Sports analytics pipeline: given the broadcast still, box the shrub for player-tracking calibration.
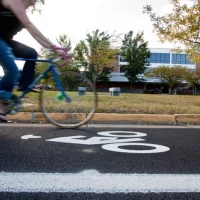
[143,89,162,94]
[176,90,193,95]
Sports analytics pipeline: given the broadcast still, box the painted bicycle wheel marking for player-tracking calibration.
[21,131,170,154]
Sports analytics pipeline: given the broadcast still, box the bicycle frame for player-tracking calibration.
[15,58,71,102]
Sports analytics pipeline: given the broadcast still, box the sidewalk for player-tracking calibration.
[7,112,200,125]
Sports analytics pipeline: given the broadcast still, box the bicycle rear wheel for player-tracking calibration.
[40,71,97,128]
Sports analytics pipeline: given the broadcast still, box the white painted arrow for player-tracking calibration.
[21,135,42,140]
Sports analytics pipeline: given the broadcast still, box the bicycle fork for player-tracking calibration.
[51,67,71,103]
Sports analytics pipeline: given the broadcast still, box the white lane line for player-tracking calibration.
[1,170,200,193]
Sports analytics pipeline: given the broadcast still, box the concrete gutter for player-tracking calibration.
[7,112,200,125]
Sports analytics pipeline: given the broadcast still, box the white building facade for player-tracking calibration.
[109,48,195,83]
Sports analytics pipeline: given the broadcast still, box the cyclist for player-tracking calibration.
[0,0,61,122]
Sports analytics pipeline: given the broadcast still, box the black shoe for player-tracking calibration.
[0,113,11,123]
[3,94,22,115]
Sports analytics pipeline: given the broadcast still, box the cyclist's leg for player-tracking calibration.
[0,38,18,122]
[8,40,38,90]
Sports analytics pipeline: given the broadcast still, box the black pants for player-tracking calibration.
[9,40,38,89]
[0,38,38,100]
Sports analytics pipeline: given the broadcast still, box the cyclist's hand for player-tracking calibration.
[51,46,68,58]
[51,46,72,67]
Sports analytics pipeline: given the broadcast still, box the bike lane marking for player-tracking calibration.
[0,170,200,193]
[21,131,170,154]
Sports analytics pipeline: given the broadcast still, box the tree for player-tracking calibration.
[37,34,72,73]
[30,0,45,13]
[56,34,72,50]
[83,66,113,83]
[36,34,79,88]
[183,68,200,93]
[145,65,187,94]
[143,0,200,61]
[74,29,119,87]
[120,31,151,92]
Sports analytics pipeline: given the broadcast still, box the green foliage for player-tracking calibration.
[183,68,200,89]
[73,29,120,86]
[83,66,113,83]
[35,34,80,86]
[120,31,151,84]
[35,62,50,84]
[58,73,82,91]
[38,34,72,63]
[143,0,200,61]
[145,65,188,94]
[29,0,45,13]
[56,35,72,51]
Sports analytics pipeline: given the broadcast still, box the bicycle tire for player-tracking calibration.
[40,71,97,128]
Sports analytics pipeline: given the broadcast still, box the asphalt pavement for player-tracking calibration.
[1,124,200,199]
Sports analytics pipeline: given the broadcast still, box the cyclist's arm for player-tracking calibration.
[2,0,55,49]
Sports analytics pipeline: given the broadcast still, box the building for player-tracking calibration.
[97,48,196,93]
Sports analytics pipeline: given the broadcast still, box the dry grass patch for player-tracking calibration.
[14,92,200,114]
[97,93,200,114]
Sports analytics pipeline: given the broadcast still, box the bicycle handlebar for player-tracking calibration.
[51,46,72,67]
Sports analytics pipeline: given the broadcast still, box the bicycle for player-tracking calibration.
[5,49,97,129]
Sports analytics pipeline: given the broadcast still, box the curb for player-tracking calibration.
[174,114,200,125]
[7,112,200,125]
[92,113,176,125]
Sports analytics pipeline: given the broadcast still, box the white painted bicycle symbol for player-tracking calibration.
[22,131,170,154]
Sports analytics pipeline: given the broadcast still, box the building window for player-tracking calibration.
[119,56,127,62]
[172,54,192,64]
[148,53,170,63]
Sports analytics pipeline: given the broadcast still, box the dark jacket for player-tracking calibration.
[0,0,23,40]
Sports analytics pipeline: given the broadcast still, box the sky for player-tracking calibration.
[3,0,174,73]
[15,0,174,49]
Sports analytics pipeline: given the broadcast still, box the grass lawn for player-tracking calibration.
[16,91,200,114]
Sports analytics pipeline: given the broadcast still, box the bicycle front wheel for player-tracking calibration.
[40,71,97,128]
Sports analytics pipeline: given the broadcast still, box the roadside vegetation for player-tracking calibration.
[16,92,200,115]
[19,0,200,116]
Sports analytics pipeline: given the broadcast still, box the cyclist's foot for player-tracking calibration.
[3,94,22,115]
[0,113,11,123]
[0,100,11,122]
[16,87,40,93]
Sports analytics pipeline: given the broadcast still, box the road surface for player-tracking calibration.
[0,124,200,199]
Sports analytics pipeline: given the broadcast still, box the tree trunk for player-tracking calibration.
[92,74,96,90]
[169,87,173,95]
[92,77,96,89]
[93,81,96,89]
[130,83,133,93]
